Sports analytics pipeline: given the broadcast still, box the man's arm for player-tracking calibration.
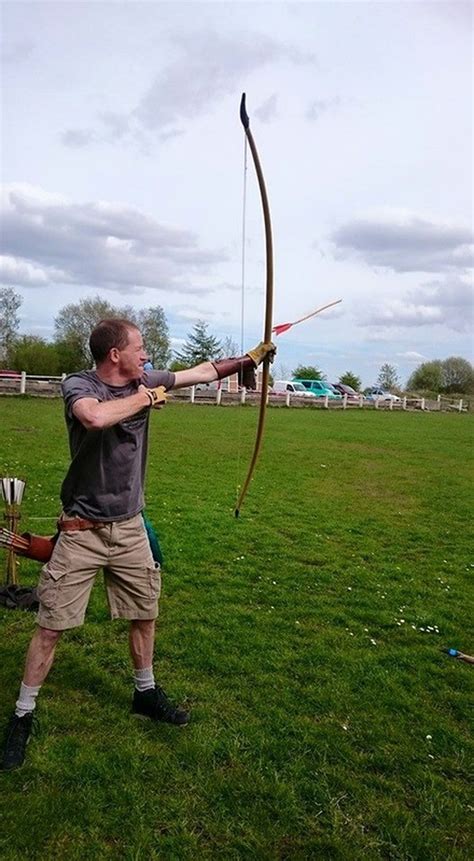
[173,362,218,389]
[72,389,152,430]
[172,341,276,390]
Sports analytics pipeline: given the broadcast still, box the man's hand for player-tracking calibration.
[139,385,167,409]
[246,341,277,367]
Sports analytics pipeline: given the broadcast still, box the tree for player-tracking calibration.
[292,364,325,380]
[221,335,240,357]
[406,360,443,393]
[441,356,474,394]
[54,296,119,367]
[377,363,399,390]
[136,306,171,368]
[7,336,60,375]
[406,357,474,394]
[54,296,172,369]
[339,371,362,391]
[0,288,22,362]
[174,320,222,367]
[54,337,87,374]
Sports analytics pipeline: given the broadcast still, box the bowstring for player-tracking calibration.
[235,131,248,507]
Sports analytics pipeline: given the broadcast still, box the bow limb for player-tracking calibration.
[235,93,274,517]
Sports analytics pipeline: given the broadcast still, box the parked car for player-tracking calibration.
[293,379,342,399]
[0,369,21,378]
[332,383,360,401]
[271,380,317,398]
[365,387,401,402]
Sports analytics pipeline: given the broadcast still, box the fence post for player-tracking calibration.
[437,394,441,411]
[190,386,195,403]
[324,394,329,409]
[459,399,463,413]
[359,394,364,408]
[389,398,393,410]
[61,373,66,381]
[20,371,26,394]
[216,388,222,405]
[240,387,246,405]
[343,393,347,409]
[375,397,379,409]
[421,397,425,411]
[286,391,290,407]
[403,397,407,410]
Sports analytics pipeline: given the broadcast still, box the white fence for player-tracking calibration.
[0,373,469,412]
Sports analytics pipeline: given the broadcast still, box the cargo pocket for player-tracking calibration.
[37,560,68,610]
[149,565,161,601]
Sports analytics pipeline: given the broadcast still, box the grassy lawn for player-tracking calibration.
[0,397,473,860]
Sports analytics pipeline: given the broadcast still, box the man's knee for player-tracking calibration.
[130,618,155,632]
[36,626,63,646]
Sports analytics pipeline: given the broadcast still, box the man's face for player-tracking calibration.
[116,328,148,380]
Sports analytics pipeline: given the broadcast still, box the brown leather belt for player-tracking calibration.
[58,517,108,532]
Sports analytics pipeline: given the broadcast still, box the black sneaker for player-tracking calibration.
[132,686,190,726]
[1,712,35,770]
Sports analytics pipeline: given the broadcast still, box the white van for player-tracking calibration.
[272,380,316,398]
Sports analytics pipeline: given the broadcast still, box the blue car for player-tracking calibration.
[293,379,342,399]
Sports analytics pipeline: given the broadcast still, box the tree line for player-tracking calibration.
[1,288,473,393]
[0,288,228,376]
[291,360,474,396]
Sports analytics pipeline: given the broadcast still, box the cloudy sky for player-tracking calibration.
[1,0,472,386]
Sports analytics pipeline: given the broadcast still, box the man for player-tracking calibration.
[1,318,275,770]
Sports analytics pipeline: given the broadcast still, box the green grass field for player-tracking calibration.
[0,398,473,860]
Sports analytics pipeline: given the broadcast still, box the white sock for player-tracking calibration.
[15,682,41,717]
[133,667,155,692]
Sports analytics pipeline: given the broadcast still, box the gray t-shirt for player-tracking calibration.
[60,369,175,521]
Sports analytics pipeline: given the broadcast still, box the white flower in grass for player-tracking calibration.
[426,734,432,740]
[370,638,377,645]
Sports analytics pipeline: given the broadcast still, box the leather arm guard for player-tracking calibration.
[211,355,257,389]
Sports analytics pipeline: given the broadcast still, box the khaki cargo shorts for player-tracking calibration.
[37,513,160,630]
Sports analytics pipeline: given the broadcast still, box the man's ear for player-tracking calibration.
[109,347,120,364]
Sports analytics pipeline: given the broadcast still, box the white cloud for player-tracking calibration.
[331,211,473,274]
[61,31,314,147]
[362,276,472,332]
[0,255,68,287]
[1,183,227,295]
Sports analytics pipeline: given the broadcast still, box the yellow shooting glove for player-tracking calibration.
[246,341,277,367]
[143,385,167,409]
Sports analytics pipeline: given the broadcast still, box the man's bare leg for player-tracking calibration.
[24,626,63,686]
[129,618,155,669]
[1,626,63,770]
[129,618,189,726]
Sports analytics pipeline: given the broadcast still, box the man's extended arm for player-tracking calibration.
[173,341,276,390]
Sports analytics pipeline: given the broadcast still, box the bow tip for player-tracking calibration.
[234,508,240,518]
[240,93,249,130]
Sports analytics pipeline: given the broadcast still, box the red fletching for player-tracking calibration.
[272,322,293,336]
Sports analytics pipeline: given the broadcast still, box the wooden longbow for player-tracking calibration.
[235,93,274,517]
